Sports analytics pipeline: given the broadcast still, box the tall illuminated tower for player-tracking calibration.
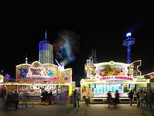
[39,30,53,64]
[122,32,135,64]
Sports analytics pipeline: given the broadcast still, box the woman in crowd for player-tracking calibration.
[114,90,120,107]
[107,91,113,108]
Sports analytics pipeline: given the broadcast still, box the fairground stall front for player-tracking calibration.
[0,74,4,97]
[80,59,150,103]
[3,61,73,103]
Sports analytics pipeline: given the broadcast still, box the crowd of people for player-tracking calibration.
[135,89,154,110]
[4,90,19,110]
[1,87,154,112]
[40,88,53,105]
[107,89,154,110]
[124,89,154,111]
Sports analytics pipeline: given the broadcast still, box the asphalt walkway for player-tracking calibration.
[0,102,153,116]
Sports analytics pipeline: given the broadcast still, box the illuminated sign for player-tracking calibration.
[136,79,150,83]
[96,64,128,76]
[27,67,49,78]
[16,61,72,84]
[107,80,124,84]
[100,76,133,81]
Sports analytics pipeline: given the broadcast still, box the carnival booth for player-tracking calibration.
[0,74,4,83]
[80,59,150,103]
[9,61,73,103]
[0,74,4,96]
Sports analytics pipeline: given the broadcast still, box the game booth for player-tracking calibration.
[3,61,73,103]
[80,59,150,103]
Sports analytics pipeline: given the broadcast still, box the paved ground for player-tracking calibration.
[0,102,153,116]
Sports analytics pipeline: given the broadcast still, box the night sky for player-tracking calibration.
[1,0,154,79]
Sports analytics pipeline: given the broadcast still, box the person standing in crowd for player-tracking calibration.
[13,90,19,110]
[139,90,145,108]
[128,90,134,106]
[48,90,53,105]
[22,91,28,108]
[136,90,140,108]
[0,89,5,107]
[41,89,49,105]
[147,90,153,110]
[107,91,112,108]
[5,92,12,111]
[143,91,148,108]
[114,90,120,107]
[40,88,44,104]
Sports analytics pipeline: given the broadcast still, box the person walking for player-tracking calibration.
[72,89,77,108]
[76,93,80,107]
[67,89,79,113]
[128,90,134,106]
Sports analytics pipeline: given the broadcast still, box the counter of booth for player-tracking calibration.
[80,77,150,103]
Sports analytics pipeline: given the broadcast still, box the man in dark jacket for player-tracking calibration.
[13,90,19,110]
[136,90,140,107]
[128,90,134,106]
[48,90,53,105]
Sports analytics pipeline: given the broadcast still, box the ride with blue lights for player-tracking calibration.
[122,32,135,64]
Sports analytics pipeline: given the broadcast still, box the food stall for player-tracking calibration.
[80,59,150,103]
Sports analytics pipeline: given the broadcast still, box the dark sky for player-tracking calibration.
[1,0,154,78]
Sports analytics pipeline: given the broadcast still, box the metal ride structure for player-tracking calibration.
[122,32,135,64]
